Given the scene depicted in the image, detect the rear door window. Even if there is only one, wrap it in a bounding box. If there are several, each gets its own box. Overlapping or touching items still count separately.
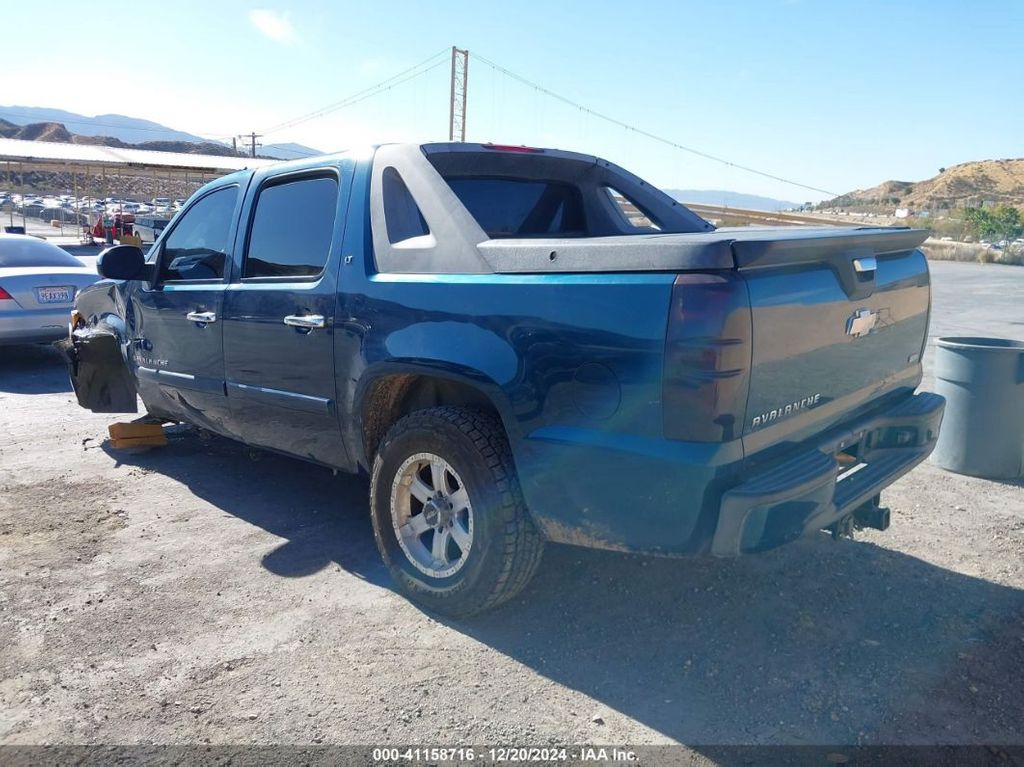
[444,178,585,238]
[244,174,339,279]
[160,186,239,282]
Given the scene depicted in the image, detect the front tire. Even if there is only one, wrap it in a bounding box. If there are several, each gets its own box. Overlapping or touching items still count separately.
[370,407,543,617]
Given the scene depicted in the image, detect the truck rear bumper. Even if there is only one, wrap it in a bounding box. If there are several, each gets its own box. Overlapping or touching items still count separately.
[710,391,945,556]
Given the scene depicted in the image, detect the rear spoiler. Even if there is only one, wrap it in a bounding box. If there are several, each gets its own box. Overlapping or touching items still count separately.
[729,227,930,270]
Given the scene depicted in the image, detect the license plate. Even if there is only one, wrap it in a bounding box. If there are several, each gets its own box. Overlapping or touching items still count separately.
[36,286,73,304]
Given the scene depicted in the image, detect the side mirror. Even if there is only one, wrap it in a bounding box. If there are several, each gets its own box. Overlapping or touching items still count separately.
[97,245,151,281]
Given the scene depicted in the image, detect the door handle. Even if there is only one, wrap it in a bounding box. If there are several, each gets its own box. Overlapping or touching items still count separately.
[853,256,877,273]
[283,314,326,329]
[186,311,217,324]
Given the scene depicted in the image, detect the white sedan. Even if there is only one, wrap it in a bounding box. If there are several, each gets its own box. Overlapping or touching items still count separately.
[0,235,102,345]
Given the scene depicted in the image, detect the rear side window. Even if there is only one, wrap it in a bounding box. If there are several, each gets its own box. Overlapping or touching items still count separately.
[244,175,338,279]
[603,186,661,231]
[445,178,585,238]
[160,186,239,282]
[382,167,429,244]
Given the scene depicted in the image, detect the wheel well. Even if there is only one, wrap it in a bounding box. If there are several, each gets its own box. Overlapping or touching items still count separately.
[360,374,499,467]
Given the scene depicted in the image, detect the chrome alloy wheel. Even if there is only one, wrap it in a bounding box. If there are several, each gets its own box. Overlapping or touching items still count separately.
[390,452,474,578]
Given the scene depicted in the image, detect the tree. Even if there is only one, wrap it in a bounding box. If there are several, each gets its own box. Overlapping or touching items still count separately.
[992,206,1023,242]
[962,206,1023,242]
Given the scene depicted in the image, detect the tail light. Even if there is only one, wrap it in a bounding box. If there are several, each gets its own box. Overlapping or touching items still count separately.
[0,286,12,300]
[663,273,752,442]
[482,144,544,153]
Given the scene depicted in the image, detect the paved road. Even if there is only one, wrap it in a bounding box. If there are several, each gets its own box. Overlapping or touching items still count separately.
[929,261,1024,340]
[0,261,1021,751]
[923,261,1024,388]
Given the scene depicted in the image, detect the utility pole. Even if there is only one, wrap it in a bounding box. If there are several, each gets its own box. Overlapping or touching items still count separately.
[240,132,262,158]
[448,47,469,142]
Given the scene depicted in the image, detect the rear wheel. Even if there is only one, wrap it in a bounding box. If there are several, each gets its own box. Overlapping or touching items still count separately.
[369,407,543,617]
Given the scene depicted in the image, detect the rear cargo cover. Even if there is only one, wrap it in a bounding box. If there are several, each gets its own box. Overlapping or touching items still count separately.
[478,226,929,274]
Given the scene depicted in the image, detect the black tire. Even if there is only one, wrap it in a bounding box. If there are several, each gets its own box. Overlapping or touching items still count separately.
[369,406,544,617]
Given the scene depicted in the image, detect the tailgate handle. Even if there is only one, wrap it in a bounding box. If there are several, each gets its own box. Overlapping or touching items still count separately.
[853,256,877,273]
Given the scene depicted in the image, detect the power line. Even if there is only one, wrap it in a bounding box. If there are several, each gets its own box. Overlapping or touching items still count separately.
[241,132,263,158]
[260,48,451,136]
[472,53,838,198]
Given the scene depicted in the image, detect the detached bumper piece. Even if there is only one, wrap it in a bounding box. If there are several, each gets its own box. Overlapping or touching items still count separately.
[711,392,945,556]
[58,331,139,414]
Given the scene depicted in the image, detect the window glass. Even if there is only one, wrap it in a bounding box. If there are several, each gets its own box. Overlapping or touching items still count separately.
[603,186,662,231]
[382,167,429,244]
[445,178,585,238]
[0,238,83,268]
[245,175,338,278]
[160,186,238,281]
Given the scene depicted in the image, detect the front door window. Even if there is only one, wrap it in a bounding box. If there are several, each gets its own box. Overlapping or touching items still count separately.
[159,186,239,282]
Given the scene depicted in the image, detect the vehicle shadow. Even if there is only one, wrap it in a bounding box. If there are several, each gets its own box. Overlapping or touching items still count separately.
[0,343,72,394]
[101,428,389,587]
[456,537,1024,747]
[103,429,1024,747]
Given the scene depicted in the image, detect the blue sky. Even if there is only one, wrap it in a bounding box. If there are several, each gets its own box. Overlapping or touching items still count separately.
[2,0,1021,201]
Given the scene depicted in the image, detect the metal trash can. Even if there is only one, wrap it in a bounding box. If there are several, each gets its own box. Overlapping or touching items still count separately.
[931,336,1024,479]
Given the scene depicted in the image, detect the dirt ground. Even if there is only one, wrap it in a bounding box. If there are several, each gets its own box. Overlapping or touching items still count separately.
[1,261,1022,752]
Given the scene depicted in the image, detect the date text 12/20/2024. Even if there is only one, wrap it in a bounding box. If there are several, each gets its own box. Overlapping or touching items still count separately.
[371,746,638,762]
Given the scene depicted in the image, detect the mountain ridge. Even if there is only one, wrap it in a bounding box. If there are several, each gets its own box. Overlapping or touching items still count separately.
[823,159,1024,212]
[0,118,247,157]
[0,106,321,161]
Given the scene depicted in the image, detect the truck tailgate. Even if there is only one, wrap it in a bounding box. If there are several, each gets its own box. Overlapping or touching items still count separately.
[732,227,931,455]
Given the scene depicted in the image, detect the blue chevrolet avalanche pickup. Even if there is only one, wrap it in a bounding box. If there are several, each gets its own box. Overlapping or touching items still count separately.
[64,142,944,615]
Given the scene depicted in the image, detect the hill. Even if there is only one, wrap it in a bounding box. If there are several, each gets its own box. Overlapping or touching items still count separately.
[261,142,323,160]
[1,119,74,143]
[665,189,798,212]
[0,106,323,161]
[0,118,243,157]
[0,106,209,144]
[823,159,1024,212]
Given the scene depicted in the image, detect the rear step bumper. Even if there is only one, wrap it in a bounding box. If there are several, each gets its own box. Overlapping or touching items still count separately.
[711,392,945,556]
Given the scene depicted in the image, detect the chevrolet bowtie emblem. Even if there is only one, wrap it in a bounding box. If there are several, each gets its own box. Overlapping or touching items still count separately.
[846,308,878,338]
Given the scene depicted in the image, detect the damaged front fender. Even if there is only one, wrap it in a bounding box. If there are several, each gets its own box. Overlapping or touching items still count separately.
[58,328,138,414]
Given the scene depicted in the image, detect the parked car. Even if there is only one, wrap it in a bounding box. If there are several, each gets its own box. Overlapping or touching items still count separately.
[0,235,100,345]
[63,142,944,616]
[132,215,172,244]
[38,206,84,225]
[151,197,173,214]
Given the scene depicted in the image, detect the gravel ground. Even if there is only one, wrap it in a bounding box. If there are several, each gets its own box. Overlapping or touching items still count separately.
[1,261,1022,752]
